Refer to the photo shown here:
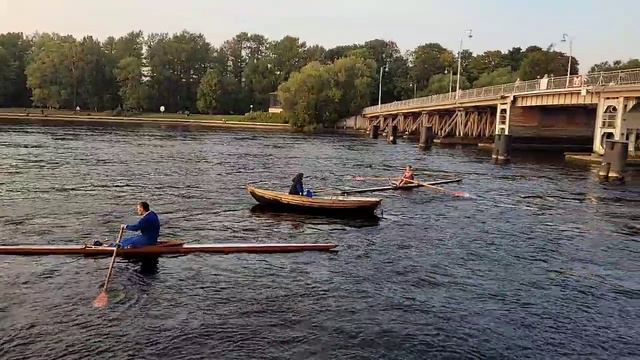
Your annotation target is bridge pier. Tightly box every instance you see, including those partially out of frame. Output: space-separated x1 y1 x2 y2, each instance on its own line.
598 140 628 181
387 124 398 144
593 96 639 155
491 134 513 164
369 124 380 139
419 125 434 150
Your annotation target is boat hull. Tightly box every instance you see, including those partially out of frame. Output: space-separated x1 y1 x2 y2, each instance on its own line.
247 186 381 216
0 241 337 256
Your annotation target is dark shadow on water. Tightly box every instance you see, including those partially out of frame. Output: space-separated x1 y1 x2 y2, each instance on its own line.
250 204 380 228
125 257 160 275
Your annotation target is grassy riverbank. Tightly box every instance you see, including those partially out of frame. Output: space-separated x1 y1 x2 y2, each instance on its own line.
0 108 290 130
0 108 287 124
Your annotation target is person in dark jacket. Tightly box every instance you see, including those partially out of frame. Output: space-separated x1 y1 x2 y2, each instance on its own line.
289 173 305 195
120 201 160 248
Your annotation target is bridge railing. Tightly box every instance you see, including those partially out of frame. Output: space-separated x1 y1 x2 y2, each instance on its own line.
363 67 640 115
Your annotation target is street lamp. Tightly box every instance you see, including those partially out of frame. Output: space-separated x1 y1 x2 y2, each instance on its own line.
445 68 453 94
409 81 417 99
378 63 389 109
456 29 473 100
561 33 573 87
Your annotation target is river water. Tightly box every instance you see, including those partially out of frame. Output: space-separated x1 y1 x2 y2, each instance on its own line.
0 121 638 359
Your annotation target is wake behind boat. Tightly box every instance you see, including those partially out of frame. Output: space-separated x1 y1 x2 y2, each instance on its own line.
0 240 337 256
247 185 382 216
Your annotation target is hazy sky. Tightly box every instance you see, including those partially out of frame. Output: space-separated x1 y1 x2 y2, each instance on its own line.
1 0 637 70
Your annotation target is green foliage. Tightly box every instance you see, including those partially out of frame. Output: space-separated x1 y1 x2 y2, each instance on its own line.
468 50 506 83
243 111 287 124
6 29 638 122
410 43 455 91
473 67 516 87
25 33 76 108
0 46 14 105
115 56 147 110
278 57 375 131
196 69 220 114
145 30 212 112
518 50 579 80
278 61 336 131
422 73 469 96
0 33 32 107
589 59 640 73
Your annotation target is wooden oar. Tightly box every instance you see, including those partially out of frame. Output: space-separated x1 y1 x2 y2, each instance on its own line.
93 226 125 308
401 178 470 198
339 178 462 194
353 176 393 181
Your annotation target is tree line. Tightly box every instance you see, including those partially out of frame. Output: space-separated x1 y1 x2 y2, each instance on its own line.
0 31 637 129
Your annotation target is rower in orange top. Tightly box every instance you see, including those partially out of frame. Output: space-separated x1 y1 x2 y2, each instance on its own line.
395 165 415 186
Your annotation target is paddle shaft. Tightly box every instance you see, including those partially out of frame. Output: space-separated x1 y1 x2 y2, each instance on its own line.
401 178 463 196
340 178 462 194
101 226 125 292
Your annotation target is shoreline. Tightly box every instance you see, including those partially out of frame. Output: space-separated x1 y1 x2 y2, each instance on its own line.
0 112 291 131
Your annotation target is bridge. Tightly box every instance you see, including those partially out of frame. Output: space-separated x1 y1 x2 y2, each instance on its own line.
351 68 640 157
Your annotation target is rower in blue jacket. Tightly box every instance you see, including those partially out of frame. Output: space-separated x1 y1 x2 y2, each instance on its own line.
120 201 160 248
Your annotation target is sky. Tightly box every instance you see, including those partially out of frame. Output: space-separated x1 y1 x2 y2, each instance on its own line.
0 0 638 71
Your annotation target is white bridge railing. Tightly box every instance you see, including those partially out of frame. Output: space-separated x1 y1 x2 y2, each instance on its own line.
363 68 640 115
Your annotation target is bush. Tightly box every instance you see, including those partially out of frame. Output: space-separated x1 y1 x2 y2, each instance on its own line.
243 111 287 124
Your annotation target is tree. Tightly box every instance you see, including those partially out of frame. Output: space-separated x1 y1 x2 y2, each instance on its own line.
422 73 469 96
25 33 77 108
114 31 144 61
278 57 375 131
0 46 14 105
323 44 361 63
77 36 117 111
0 33 32 107
115 56 148 110
220 32 249 84
196 69 220 114
331 56 376 118
243 58 277 111
145 31 212 112
589 58 640 73
410 43 455 91
468 50 506 82
304 44 326 63
504 47 525 72
270 35 308 84
518 49 579 80
278 61 336 130
473 67 516 87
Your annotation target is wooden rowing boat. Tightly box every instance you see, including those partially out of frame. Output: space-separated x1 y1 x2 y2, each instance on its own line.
0 240 337 256
247 186 381 216
340 178 463 194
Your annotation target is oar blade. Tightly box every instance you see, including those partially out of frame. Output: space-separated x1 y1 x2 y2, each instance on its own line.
453 192 471 198
93 290 109 308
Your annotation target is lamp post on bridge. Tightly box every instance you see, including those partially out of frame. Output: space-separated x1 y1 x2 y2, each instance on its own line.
378 63 388 110
456 29 473 100
409 81 417 99
561 33 573 88
445 68 453 95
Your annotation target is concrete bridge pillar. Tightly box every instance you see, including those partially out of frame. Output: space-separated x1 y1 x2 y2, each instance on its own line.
598 140 628 182
495 102 511 135
492 102 513 164
387 124 398 144
419 125 434 150
369 124 380 139
593 96 638 155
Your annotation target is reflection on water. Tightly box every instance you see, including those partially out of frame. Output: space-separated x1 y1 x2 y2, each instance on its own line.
249 204 381 227
0 121 639 359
